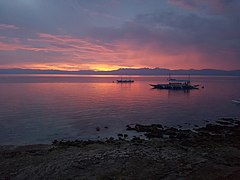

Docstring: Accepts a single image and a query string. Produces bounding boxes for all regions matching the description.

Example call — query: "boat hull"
[150,84,199,90]
[117,80,134,83]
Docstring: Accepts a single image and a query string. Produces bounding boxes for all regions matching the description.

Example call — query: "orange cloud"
[0,33,140,70]
[0,31,239,70]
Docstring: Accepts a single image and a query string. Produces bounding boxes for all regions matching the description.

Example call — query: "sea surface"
[0,74,240,145]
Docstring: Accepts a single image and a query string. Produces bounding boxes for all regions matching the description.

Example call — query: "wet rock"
[216,120,233,126]
[164,127,179,136]
[196,124,229,134]
[176,130,195,139]
[96,127,100,131]
[131,137,142,142]
[106,137,115,143]
[104,126,109,129]
[117,133,123,137]
[135,124,163,133]
[145,131,163,138]
[126,124,135,130]
[124,134,128,138]
[127,124,164,139]
[163,128,182,139]
[118,137,123,140]
[220,117,236,121]
[52,140,58,145]
[219,117,239,124]
[185,164,192,170]
[126,124,163,132]
[152,124,163,129]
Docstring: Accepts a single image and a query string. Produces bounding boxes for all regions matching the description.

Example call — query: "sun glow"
[1,63,143,72]
[18,64,83,71]
[90,65,142,71]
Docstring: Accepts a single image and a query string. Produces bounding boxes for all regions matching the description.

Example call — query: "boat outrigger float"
[150,78,199,90]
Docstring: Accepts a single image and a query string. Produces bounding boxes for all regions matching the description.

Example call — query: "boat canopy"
[169,78,190,83]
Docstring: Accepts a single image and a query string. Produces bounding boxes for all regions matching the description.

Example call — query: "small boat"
[117,79,134,83]
[232,99,240,104]
[117,77,134,83]
[150,78,199,90]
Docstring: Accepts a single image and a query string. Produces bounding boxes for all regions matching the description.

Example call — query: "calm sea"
[0,75,239,145]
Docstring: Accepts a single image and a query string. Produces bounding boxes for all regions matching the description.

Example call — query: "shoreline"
[1,117,240,179]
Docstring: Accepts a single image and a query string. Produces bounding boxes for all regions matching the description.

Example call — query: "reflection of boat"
[232,99,240,104]
[150,78,199,90]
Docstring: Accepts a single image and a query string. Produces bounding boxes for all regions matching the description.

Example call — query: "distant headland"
[0,68,240,76]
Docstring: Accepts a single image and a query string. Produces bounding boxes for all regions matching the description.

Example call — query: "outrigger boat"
[117,77,134,83]
[117,79,134,83]
[150,78,199,90]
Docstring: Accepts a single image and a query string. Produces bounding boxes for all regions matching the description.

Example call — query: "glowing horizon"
[0,64,144,71]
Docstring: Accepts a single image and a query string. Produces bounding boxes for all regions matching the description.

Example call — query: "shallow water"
[0,75,239,145]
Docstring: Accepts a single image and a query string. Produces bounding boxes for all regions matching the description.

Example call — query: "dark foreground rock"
[1,118,240,179]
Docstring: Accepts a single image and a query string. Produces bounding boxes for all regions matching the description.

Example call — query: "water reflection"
[0,75,239,145]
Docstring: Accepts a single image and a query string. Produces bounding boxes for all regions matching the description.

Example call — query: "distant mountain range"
[0,68,240,76]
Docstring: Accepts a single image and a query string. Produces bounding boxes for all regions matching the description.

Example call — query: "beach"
[1,117,240,179]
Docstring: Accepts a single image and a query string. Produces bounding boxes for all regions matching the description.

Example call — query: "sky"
[0,0,240,71]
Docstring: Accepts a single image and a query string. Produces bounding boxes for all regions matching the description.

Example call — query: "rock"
[135,124,163,133]
[96,127,100,131]
[52,140,58,145]
[196,124,228,134]
[176,130,194,139]
[145,131,163,138]
[106,137,115,143]
[131,137,142,142]
[126,124,163,132]
[164,127,179,136]
[216,120,233,126]
[152,124,163,129]
[220,117,235,121]
[124,134,128,138]
[185,164,192,170]
[126,124,135,131]
[127,124,164,139]
[117,133,123,137]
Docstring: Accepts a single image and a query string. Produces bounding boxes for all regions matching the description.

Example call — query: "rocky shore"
[1,118,240,179]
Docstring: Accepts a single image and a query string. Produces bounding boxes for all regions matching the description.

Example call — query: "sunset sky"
[0,0,240,71]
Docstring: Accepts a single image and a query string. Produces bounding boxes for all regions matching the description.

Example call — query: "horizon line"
[0,67,240,72]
